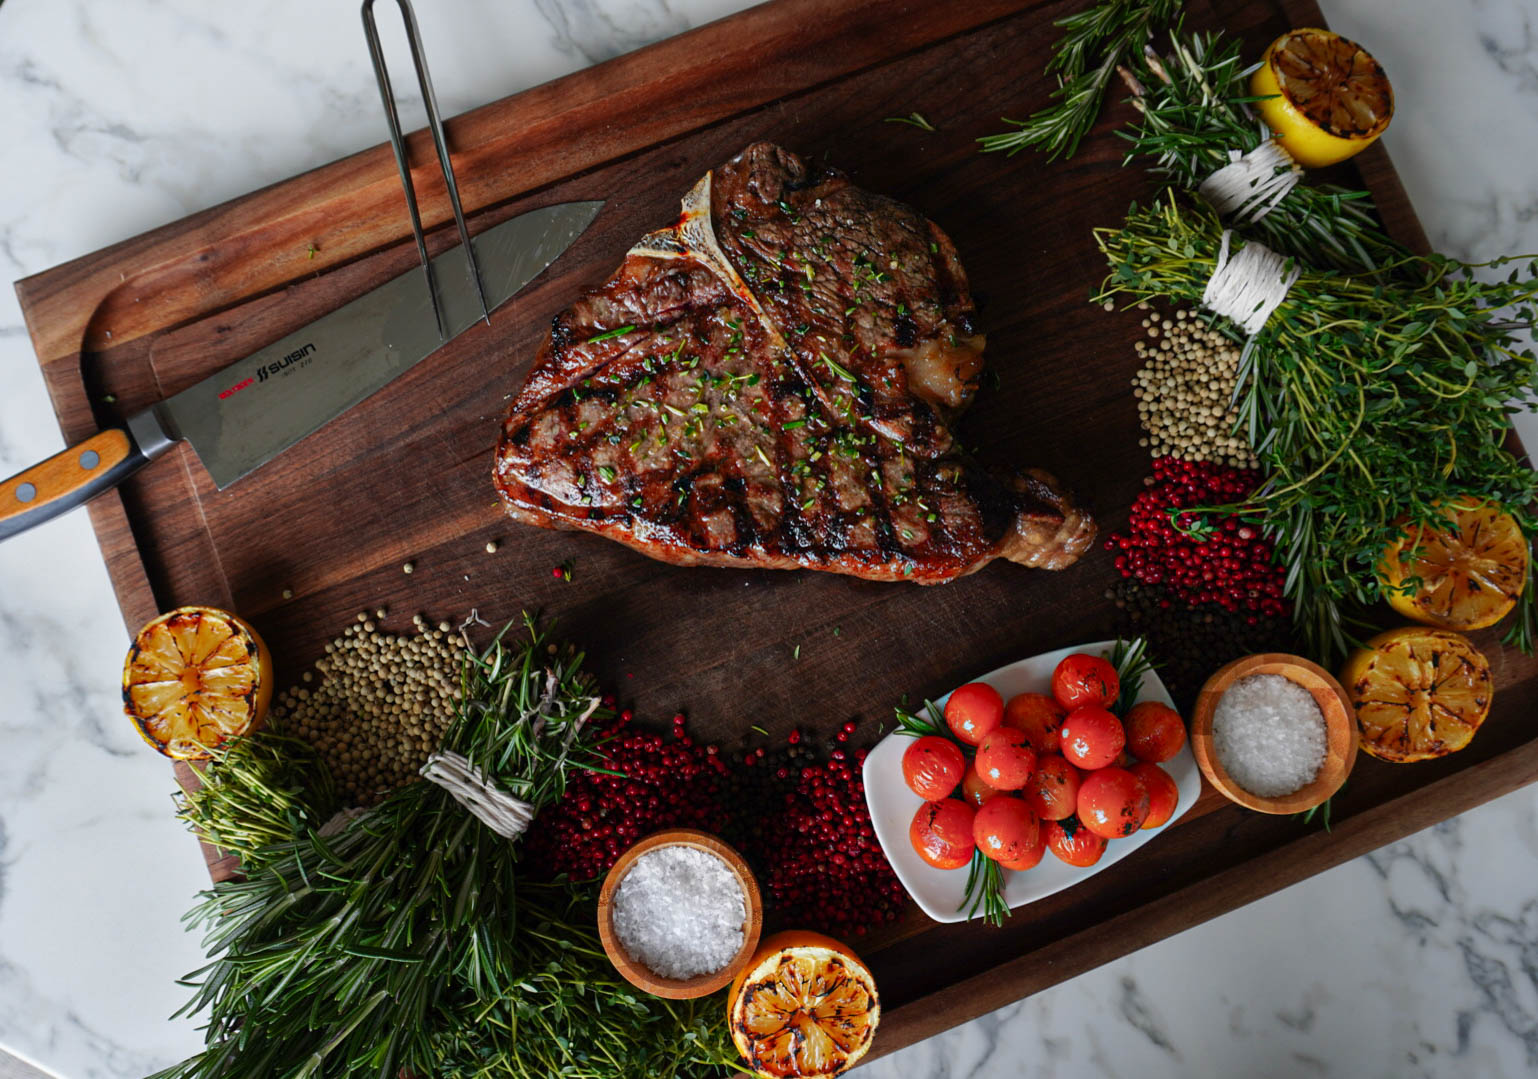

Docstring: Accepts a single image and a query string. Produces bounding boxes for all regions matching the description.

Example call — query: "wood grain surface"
[15,0,1538,1062]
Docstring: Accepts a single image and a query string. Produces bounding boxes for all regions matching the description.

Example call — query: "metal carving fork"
[361,0,490,338]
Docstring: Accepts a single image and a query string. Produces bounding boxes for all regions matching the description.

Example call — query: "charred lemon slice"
[1251,28,1393,167]
[1341,627,1492,763]
[1379,500,1529,631]
[123,606,272,759]
[728,930,880,1077]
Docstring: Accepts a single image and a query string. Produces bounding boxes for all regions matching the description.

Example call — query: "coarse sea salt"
[1212,673,1326,797]
[612,845,745,980]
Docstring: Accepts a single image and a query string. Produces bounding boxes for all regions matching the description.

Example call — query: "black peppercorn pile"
[525,714,905,939]
[1107,579,1296,711]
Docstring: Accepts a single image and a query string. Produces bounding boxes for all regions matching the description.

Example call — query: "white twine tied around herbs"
[420,752,536,839]
[1201,230,1301,337]
[419,670,600,840]
[1197,139,1302,224]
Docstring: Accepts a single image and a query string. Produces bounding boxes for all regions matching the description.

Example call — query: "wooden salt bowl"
[1191,653,1358,815]
[597,828,763,999]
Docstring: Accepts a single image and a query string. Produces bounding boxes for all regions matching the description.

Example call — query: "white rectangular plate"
[862,640,1201,924]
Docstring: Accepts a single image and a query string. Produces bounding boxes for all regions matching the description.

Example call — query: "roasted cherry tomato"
[1023,753,1082,820]
[1002,692,1066,755]
[909,799,976,870]
[975,726,1036,790]
[1076,766,1150,839]
[973,797,1042,868]
[944,682,1004,746]
[1050,653,1120,711]
[1044,815,1108,867]
[1131,762,1179,830]
[1058,705,1126,771]
[999,842,1046,872]
[1124,701,1187,763]
[960,760,1004,808]
[901,735,966,801]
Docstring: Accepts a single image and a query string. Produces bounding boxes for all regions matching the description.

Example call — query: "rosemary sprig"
[1297,791,1336,831]
[979,0,1184,160]
[1504,552,1538,653]
[961,848,1009,927]
[893,699,947,738]
[1108,636,1154,714]
[1116,28,1410,273]
[176,729,337,871]
[153,617,743,1079]
[884,111,936,131]
[1096,198,1538,659]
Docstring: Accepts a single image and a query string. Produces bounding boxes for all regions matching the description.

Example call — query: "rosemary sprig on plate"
[979,0,1184,160]
[1096,198,1538,658]
[893,699,947,738]
[1108,635,1154,714]
[962,848,1009,927]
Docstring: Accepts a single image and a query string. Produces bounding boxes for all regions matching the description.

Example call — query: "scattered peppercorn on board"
[17,0,1538,1062]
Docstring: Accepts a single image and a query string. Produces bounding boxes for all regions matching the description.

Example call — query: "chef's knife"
[0,200,602,541]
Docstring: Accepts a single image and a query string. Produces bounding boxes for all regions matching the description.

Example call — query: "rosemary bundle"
[1095,198,1538,657]
[155,616,741,1079]
[1115,28,1410,273]
[979,0,1183,160]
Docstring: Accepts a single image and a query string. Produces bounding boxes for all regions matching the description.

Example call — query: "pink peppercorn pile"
[522,708,729,882]
[1106,457,1288,620]
[524,709,905,938]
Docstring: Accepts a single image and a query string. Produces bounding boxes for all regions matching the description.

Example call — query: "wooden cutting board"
[18,0,1538,1059]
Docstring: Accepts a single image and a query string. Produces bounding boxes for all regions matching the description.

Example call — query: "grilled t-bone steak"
[494,142,1094,582]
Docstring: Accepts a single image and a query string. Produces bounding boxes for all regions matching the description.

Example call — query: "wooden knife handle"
[0,429,150,541]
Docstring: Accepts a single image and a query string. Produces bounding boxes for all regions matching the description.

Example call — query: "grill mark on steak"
[494,142,1095,582]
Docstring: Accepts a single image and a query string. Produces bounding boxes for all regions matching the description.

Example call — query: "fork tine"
[395,0,491,326]
[361,0,489,339]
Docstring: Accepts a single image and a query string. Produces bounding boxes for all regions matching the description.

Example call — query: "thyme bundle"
[1095,198,1538,657]
[155,616,741,1079]
[424,883,741,1078]
[979,0,1183,160]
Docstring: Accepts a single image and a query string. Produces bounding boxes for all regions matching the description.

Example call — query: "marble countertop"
[1,1,1536,1076]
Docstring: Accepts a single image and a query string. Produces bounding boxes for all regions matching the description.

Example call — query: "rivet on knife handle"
[361,0,490,340]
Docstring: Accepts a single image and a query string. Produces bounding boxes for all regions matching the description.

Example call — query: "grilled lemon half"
[122,605,272,759]
[1341,627,1492,763]
[728,930,880,1077]
[1379,500,1529,631]
[1252,27,1393,167]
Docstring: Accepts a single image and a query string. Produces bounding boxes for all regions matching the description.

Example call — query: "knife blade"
[0,200,602,541]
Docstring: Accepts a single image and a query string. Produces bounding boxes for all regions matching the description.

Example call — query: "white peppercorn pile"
[267,609,466,806]
[1126,302,1258,468]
